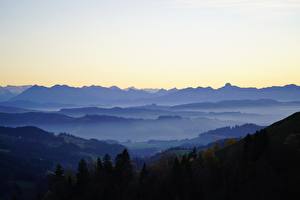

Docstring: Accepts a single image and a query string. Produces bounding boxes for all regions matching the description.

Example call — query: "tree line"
[41,129,299,200]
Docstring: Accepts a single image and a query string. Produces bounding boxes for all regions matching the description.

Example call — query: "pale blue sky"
[0,0,300,88]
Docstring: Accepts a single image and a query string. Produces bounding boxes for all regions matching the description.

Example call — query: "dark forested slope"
[42,112,300,200]
[0,126,125,199]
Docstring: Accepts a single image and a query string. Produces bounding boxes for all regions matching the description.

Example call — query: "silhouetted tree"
[103,154,113,174]
[188,147,197,160]
[115,149,133,183]
[95,157,103,179]
[139,163,148,184]
[76,159,89,187]
[54,164,64,178]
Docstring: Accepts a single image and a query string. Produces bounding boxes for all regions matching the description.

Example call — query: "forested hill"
[0,126,125,200]
[41,112,300,200]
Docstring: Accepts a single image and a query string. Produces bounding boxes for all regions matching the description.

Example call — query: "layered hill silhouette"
[0,105,33,113]
[0,112,135,125]
[56,100,299,125]
[0,112,300,199]
[125,123,264,156]
[59,99,300,115]
[0,112,235,141]
[147,112,300,200]
[140,112,300,199]
[171,99,300,110]
[7,112,297,200]
[180,123,264,146]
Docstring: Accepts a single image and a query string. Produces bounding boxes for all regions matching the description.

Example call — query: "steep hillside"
[211,112,300,199]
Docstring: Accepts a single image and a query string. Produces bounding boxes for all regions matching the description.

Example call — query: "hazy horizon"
[1,82,300,90]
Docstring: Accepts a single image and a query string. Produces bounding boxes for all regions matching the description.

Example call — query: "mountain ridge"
[5,83,300,106]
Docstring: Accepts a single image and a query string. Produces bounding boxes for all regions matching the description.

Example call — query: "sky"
[0,0,299,89]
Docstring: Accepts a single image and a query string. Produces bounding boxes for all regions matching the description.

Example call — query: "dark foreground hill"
[0,126,125,200]
[42,112,300,200]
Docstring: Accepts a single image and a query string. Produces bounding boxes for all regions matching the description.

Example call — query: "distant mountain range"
[1,83,300,107]
[8,85,168,106]
[0,85,31,101]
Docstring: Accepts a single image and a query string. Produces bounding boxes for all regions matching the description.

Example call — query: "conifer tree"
[54,164,64,178]
[76,159,89,187]
[96,157,103,178]
[139,163,148,184]
[103,154,113,174]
